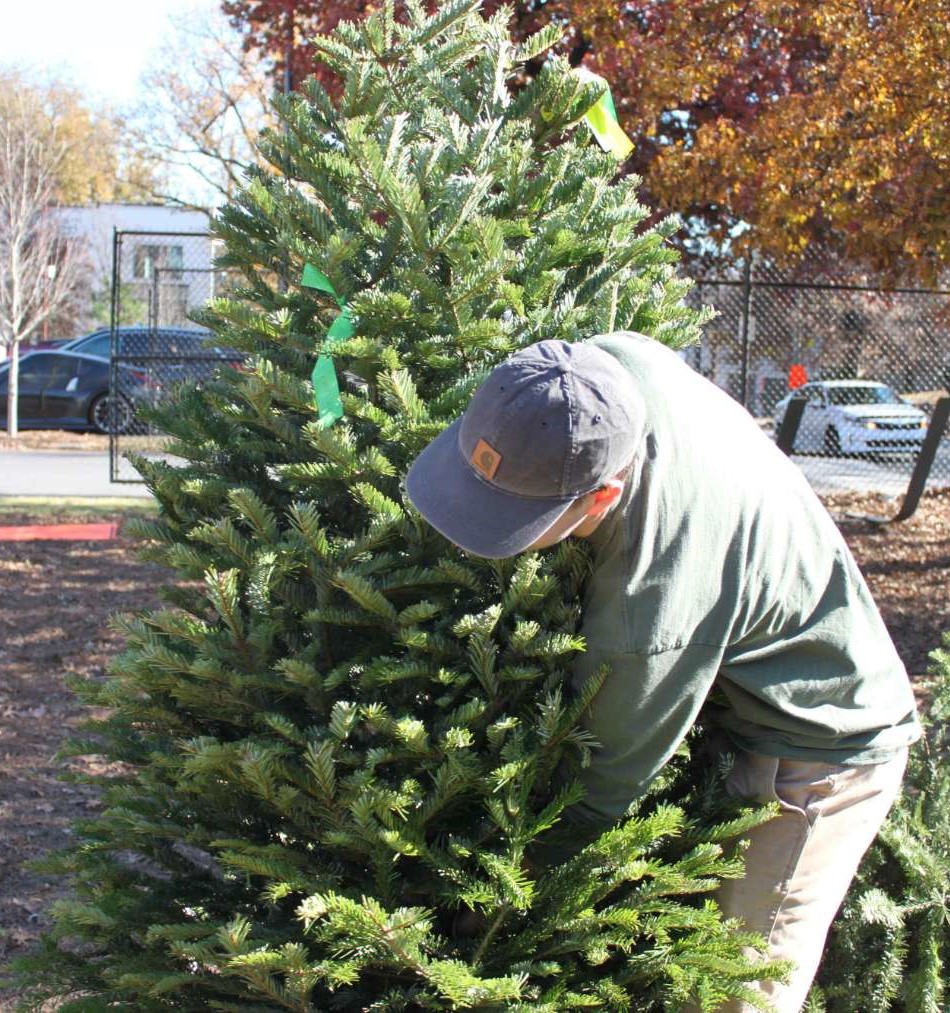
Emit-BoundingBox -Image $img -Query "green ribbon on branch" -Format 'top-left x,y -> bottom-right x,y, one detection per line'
575,66 -> 634,160
301,262 -> 355,426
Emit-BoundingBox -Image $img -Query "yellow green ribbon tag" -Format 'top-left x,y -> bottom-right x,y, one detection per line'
302,262 -> 354,426
574,66 -> 634,160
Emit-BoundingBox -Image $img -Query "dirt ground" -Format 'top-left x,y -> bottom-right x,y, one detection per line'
0,490 -> 947,1005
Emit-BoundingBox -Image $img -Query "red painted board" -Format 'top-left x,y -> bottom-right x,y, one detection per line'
0,522 -> 119,542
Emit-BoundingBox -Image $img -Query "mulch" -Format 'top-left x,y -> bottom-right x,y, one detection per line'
0,432 -> 109,453
0,520 -> 167,998
825,488 -> 949,677
0,489 -> 947,1003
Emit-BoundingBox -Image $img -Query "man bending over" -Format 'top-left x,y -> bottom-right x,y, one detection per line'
405,333 -> 919,1012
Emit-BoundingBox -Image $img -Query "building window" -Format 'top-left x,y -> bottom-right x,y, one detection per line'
133,244 -> 184,281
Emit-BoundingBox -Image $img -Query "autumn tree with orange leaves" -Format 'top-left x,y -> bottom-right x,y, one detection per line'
575,0 -> 950,278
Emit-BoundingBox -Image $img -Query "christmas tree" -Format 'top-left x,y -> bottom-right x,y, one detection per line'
18,3 -> 780,1008
813,631 -> 950,1012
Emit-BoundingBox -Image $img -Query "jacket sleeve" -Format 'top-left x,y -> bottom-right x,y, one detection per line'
568,642 -> 725,823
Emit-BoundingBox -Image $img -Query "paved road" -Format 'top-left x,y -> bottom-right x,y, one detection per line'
0,451 -> 153,499
792,442 -> 950,497
0,444 -> 947,502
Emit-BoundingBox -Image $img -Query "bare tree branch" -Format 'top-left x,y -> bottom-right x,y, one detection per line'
133,8 -> 277,211
0,85 -> 84,438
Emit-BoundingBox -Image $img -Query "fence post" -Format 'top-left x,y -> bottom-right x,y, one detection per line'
149,261 -> 160,331
775,395 -> 807,455
739,254 -> 753,409
846,396 -> 950,524
109,229 -> 121,483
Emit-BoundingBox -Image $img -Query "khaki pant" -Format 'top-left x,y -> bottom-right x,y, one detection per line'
714,749 -> 908,1013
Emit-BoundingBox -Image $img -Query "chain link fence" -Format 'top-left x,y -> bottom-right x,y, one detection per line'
109,230 -> 241,482
685,251 -> 950,500
107,232 -> 950,500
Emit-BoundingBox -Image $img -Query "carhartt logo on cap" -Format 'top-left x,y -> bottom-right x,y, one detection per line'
471,438 -> 501,480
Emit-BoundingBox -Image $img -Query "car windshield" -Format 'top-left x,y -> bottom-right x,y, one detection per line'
826,384 -> 903,406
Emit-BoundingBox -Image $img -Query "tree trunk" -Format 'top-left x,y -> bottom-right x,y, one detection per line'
6,340 -> 18,439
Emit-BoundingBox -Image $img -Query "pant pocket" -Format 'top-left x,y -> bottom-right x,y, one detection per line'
725,752 -> 814,897
725,751 -> 782,806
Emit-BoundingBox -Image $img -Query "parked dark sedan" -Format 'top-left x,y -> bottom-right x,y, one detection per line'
60,327 -> 243,387
0,350 -> 155,434
60,325 -> 213,358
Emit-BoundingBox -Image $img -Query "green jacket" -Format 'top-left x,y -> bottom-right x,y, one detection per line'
570,332 -> 920,822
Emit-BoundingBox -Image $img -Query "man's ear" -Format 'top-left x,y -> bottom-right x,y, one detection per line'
588,478 -> 625,516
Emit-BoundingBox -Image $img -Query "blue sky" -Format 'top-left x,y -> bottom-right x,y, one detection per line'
1,0 -> 220,106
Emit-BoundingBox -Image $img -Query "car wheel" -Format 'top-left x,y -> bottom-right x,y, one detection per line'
89,393 -> 134,434
824,426 -> 842,457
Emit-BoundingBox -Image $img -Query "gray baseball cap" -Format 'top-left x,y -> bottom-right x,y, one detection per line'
405,339 -> 645,558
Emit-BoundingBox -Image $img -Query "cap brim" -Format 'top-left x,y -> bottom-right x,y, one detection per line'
405,418 -> 576,559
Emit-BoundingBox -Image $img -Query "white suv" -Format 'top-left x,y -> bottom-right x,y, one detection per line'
774,380 -> 928,456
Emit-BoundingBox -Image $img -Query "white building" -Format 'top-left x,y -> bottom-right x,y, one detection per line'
56,203 -> 215,332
